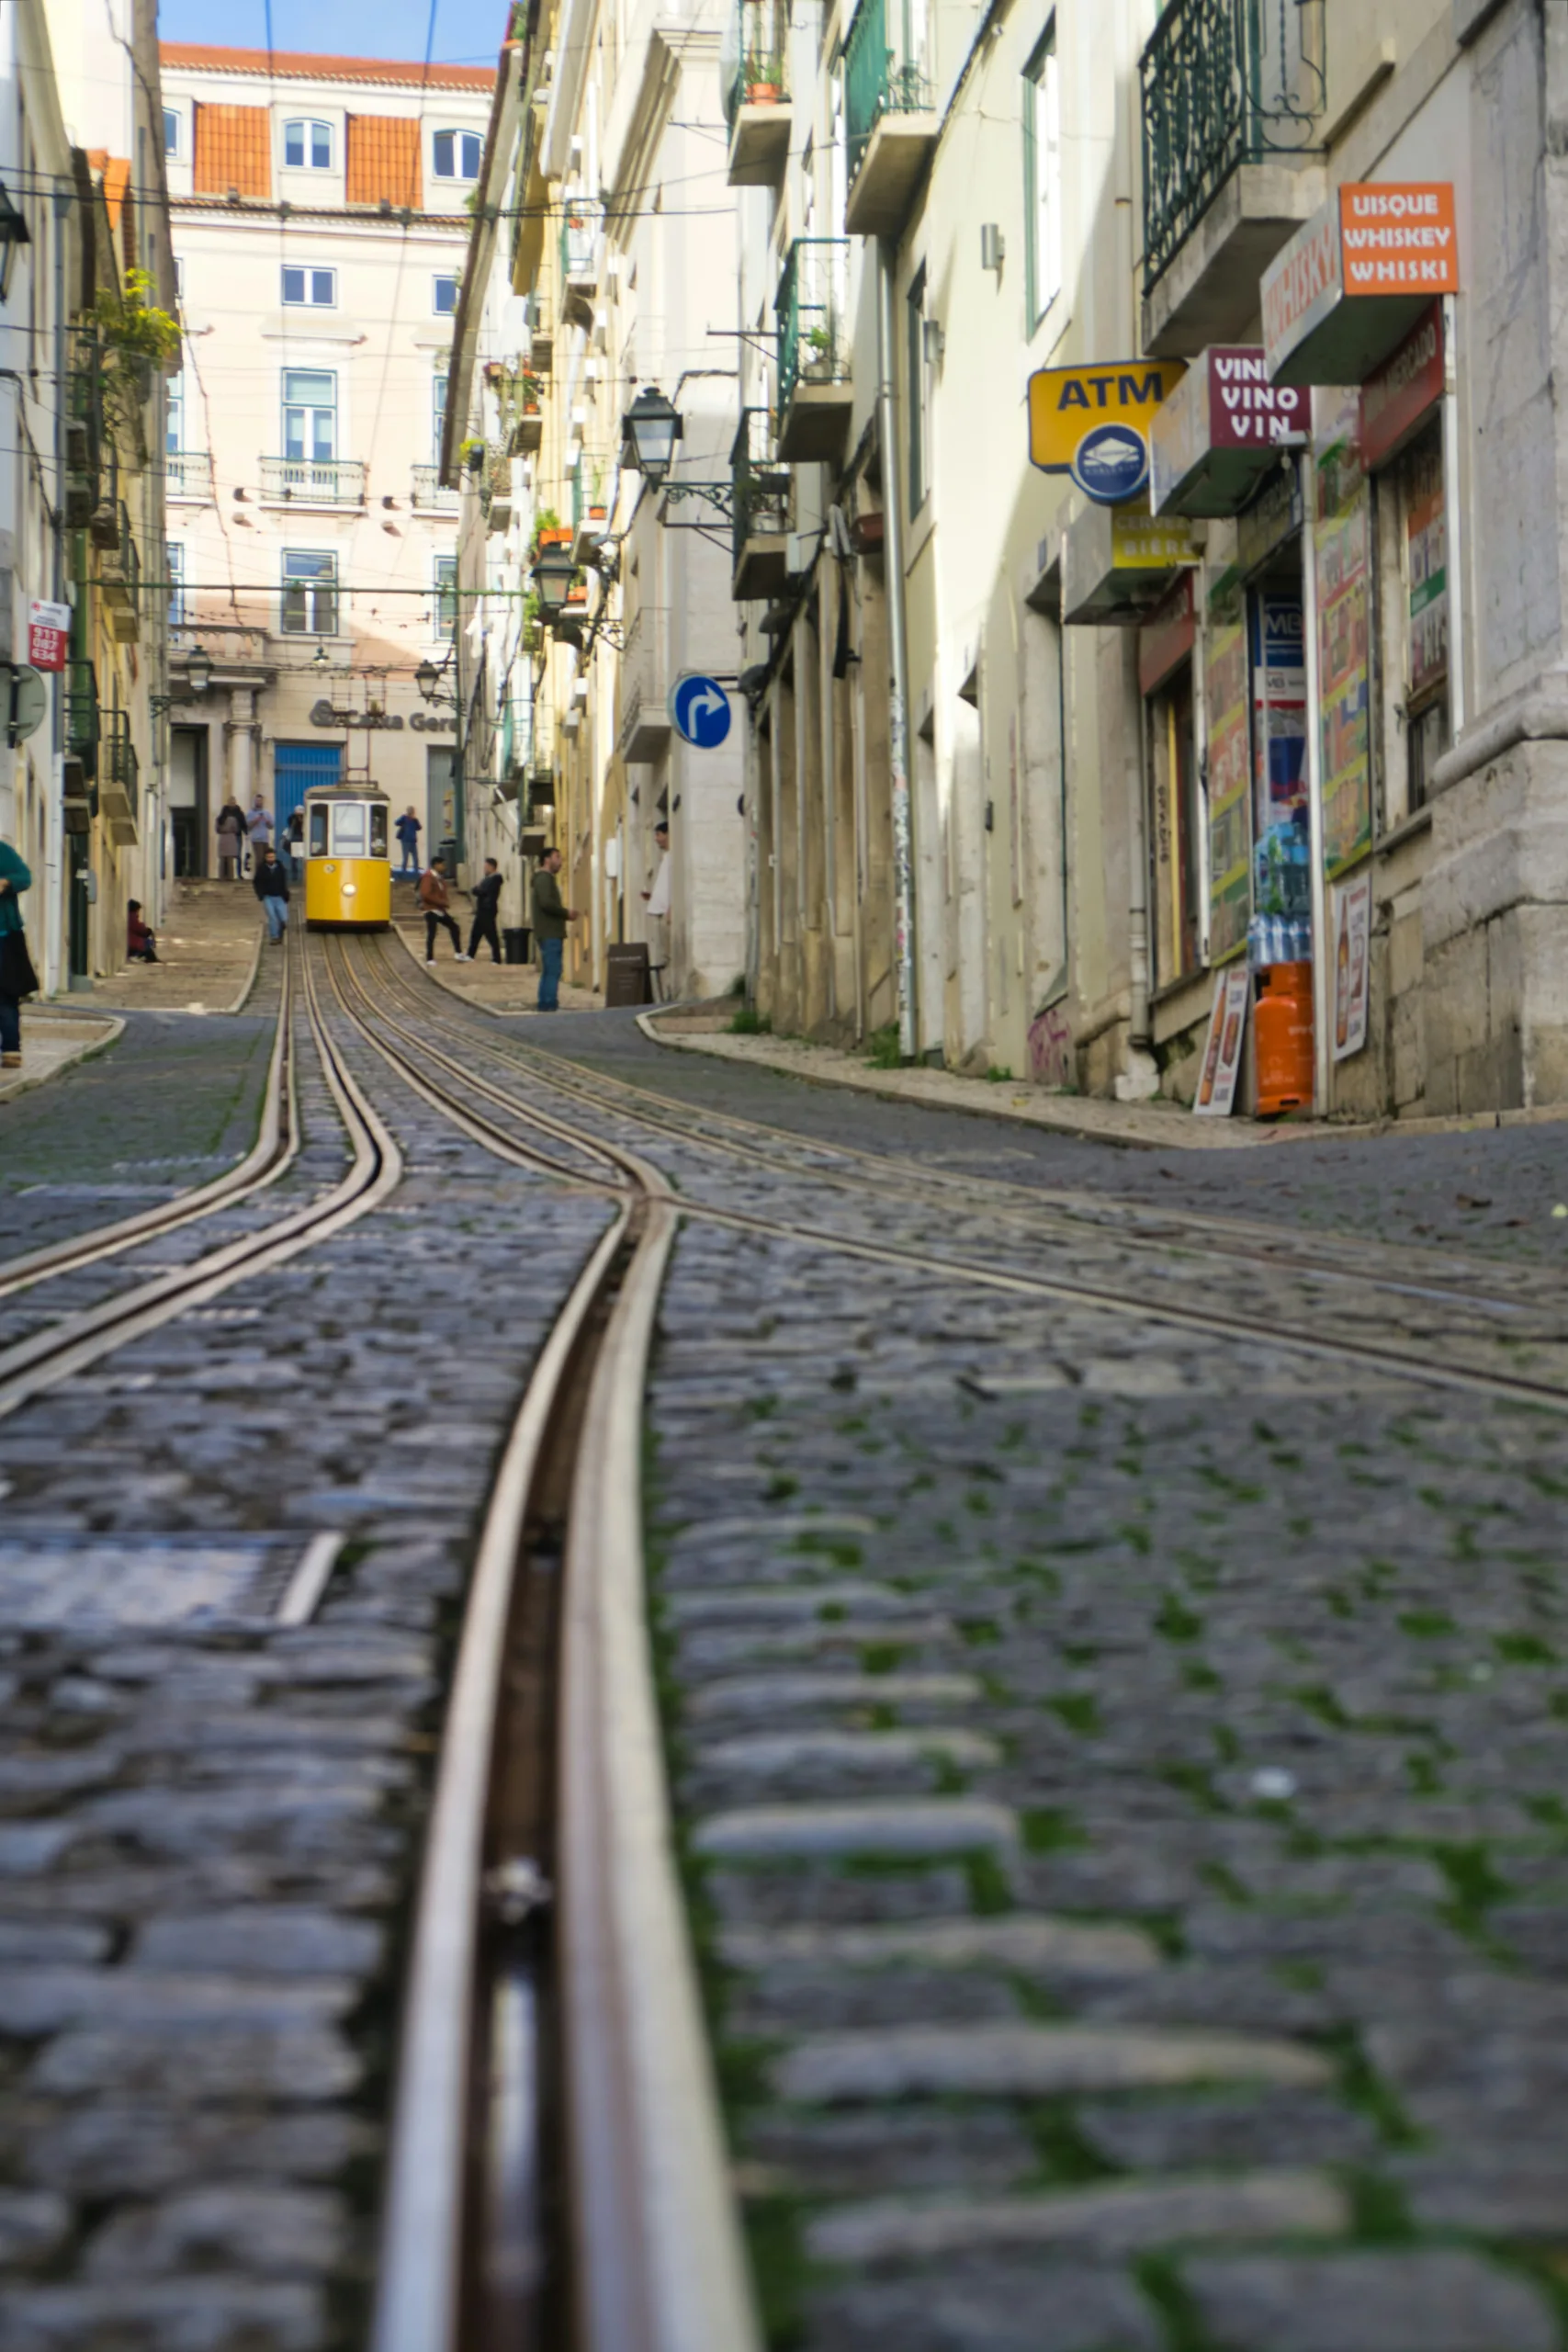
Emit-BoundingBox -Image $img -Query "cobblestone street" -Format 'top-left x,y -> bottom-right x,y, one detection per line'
5,965 -> 1568,2347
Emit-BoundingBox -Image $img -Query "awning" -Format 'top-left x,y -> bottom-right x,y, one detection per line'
1262,184 -> 1458,388
1151,348 -> 1308,517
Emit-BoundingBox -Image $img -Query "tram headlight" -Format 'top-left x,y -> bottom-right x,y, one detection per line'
342,882 -> 357,897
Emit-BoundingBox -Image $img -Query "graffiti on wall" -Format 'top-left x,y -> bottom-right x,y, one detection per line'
1027,1001 -> 1074,1091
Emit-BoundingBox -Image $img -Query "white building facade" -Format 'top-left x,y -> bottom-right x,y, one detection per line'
159,44 -> 494,867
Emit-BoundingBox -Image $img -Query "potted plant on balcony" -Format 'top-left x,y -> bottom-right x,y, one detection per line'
802,322 -> 837,382
587,459 -> 607,525
745,65 -> 781,102
531,507 -> 570,560
520,371 -> 543,414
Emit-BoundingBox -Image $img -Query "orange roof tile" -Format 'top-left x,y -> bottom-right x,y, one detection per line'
85,149 -> 131,229
345,114 -> 422,209
192,103 -> 272,199
161,41 -> 494,91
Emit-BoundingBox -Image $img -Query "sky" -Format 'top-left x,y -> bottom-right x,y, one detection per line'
154,0 -> 504,69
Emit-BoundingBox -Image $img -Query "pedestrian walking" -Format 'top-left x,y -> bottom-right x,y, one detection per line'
286,805 -> 305,883
215,797 -> 246,880
529,846 -> 579,1012
395,805 -> 422,880
0,837 -> 36,1069
468,856 -> 503,964
419,855 -> 466,962
253,844 -> 290,944
126,899 -> 159,963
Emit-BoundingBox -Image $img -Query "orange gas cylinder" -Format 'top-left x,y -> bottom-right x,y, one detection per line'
1254,961 -> 1314,1117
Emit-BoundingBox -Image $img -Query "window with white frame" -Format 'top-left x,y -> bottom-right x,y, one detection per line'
174,255 -> 185,303
433,129 -> 482,181
282,266 -> 336,308
282,550 -> 337,635
433,370 -> 448,464
166,541 -> 185,629
164,107 -> 180,157
282,370 -> 337,462
433,274 -> 459,318
1023,20 -> 1061,331
284,119 -> 333,171
434,554 -> 458,641
166,371 -> 184,456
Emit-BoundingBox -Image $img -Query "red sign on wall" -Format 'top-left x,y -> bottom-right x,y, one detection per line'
1359,302 -> 1445,470
28,599 -> 70,671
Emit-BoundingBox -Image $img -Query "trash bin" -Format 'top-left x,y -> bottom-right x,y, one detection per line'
437,836 -> 459,872
502,926 -> 531,967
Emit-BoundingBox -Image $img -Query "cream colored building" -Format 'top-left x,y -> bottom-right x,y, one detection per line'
159,43 -> 493,867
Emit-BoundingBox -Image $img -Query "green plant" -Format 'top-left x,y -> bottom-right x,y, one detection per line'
520,371 -> 543,407
458,435 -> 485,470
729,1005 -> 771,1035
92,268 -> 180,439
865,1022 -> 902,1069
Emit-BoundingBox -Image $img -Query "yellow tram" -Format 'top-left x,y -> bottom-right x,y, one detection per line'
303,786 -> 392,929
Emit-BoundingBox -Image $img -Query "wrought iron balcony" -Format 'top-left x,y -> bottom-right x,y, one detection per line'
165,451 -> 214,501
411,463 -> 460,513
559,201 -> 603,327
95,503 -> 141,643
731,408 -> 791,602
1141,0 -> 1325,293
776,239 -> 852,461
99,710 -> 141,842
843,0 -> 935,232
259,457 -> 367,506
64,661 -> 98,781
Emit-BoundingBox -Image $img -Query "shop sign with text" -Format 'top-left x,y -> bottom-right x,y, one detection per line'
27,600 -> 70,671
1151,348 -> 1306,517
1263,185 -> 1458,388
1359,301 -> 1444,469
1029,361 -> 1187,505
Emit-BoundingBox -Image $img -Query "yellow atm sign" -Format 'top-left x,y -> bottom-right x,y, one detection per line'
1028,361 -> 1187,504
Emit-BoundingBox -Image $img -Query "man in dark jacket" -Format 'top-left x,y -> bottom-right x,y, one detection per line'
253,845 -> 290,944
0,838 -> 32,1066
468,857 -> 504,964
529,847 -> 577,1012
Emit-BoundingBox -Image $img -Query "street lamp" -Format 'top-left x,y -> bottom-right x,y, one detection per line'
310,642 -> 331,673
532,543 -> 580,620
620,385 -> 682,487
186,645 -> 213,695
414,657 -> 442,702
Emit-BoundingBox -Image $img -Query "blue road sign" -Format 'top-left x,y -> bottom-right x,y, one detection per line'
669,673 -> 732,750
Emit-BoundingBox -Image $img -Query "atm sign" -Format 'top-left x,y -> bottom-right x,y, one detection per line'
1028,361 -> 1187,502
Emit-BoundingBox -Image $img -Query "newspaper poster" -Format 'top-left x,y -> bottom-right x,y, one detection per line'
1332,868 -> 1372,1062
1205,582 -> 1251,965
1194,963 -> 1251,1116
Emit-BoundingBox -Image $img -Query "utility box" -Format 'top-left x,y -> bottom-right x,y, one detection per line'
604,942 -> 652,1007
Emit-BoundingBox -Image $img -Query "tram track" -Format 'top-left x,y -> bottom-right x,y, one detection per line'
0,954 -> 299,1306
0,937 -> 400,1421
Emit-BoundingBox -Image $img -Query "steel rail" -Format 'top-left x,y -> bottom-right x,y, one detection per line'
0,939 -> 402,1422
0,957 -> 299,1303
369,935 -> 1540,1317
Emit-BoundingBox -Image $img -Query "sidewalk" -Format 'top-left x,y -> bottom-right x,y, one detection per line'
92,879 -> 262,1015
640,1008 -> 1568,1153
391,898 -> 603,1014
0,1012 -> 121,1104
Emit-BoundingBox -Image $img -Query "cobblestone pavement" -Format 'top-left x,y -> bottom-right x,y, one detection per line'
0,940 -> 613,2350
9,950 -> 1568,2351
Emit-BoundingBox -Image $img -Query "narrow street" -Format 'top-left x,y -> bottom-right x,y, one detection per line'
3,949 -> 1568,2350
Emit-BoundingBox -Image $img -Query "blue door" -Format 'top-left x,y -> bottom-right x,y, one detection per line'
274,741 -> 343,840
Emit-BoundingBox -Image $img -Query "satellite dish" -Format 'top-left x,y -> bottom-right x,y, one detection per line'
7,664 -> 46,745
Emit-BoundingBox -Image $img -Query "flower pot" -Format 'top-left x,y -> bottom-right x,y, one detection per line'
746,80 -> 781,103
588,505 -> 606,521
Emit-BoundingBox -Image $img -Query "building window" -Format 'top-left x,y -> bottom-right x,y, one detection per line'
284,119 -> 333,171
166,371 -> 184,456
164,107 -> 180,157
167,541 -> 185,630
282,550 -> 338,636
174,255 -> 184,302
282,369 -> 337,462
906,266 -> 930,515
433,370 -> 448,464
1023,20 -> 1061,331
434,554 -> 458,641
282,266 -> 336,308
433,274 -> 459,318
433,129 -> 482,181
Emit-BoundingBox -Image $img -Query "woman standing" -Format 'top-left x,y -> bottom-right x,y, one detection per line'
215,797 -> 246,881
0,838 -> 35,1069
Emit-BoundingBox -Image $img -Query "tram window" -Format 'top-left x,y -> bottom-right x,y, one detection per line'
309,803 -> 329,855
333,804 -> 367,854
369,804 -> 389,857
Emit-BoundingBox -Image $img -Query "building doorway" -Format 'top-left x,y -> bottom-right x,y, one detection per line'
169,725 -> 209,877
275,741 -> 344,842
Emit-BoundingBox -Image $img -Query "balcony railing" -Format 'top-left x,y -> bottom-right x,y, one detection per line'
776,238 -> 850,416
95,503 -> 141,640
165,451 -> 214,501
259,457 -> 367,506
64,661 -> 98,780
560,202 -> 602,288
1141,0 -> 1325,290
412,463 -> 460,513
726,0 -> 789,124
101,710 -> 139,797
844,0 -> 931,183
732,407 -> 789,562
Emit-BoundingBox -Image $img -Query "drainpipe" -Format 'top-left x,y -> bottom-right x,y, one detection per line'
1300,447 -> 1331,1114
874,239 -> 918,1060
